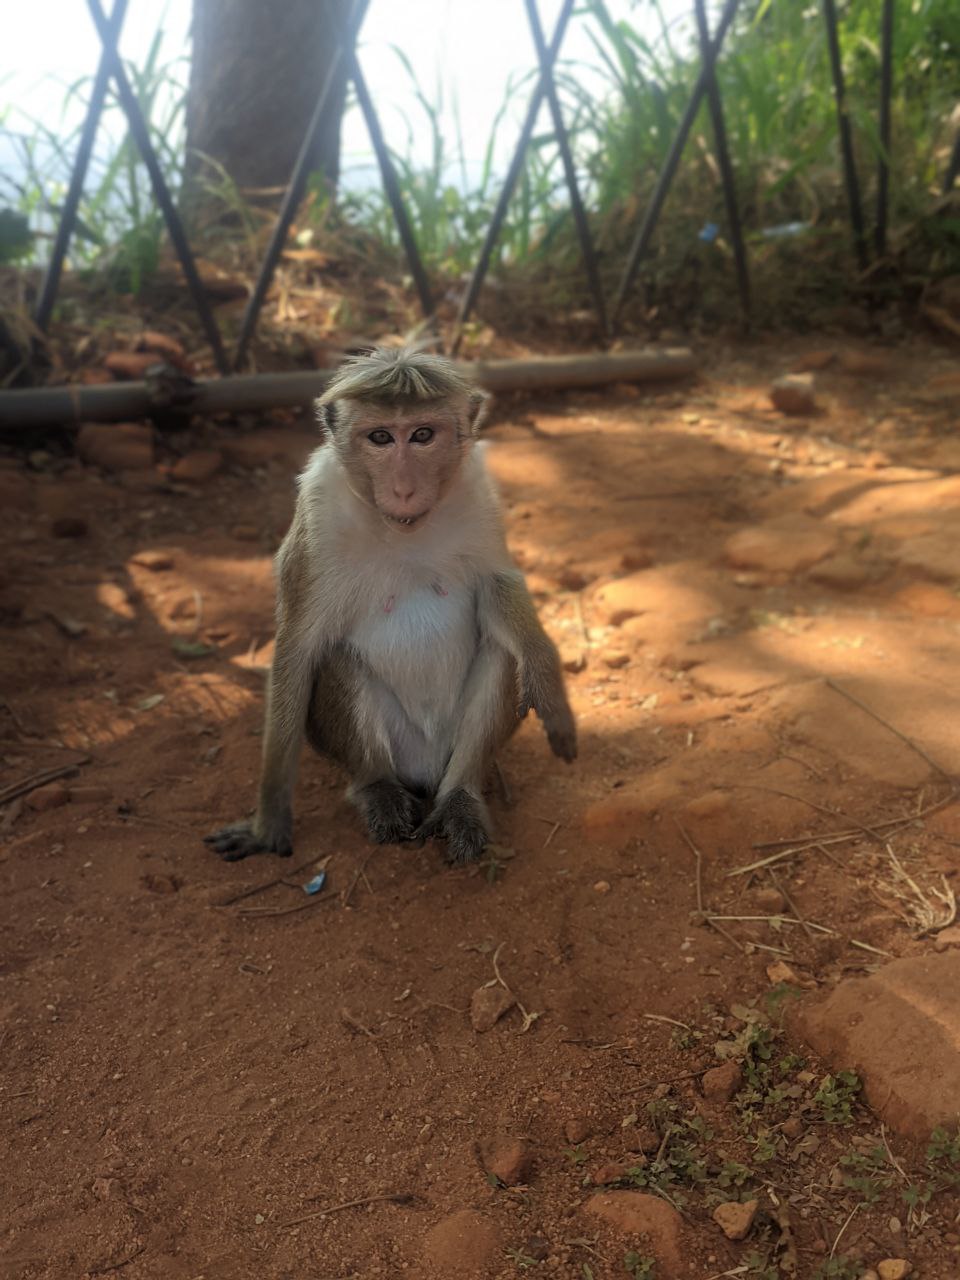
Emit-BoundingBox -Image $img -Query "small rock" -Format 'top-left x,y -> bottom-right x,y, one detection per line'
92,1177 -> 115,1201
104,351 -> 161,380
621,548 -> 654,572
753,887 -> 787,914
557,566 -> 590,591
51,515 -> 88,538
770,373 -> 817,416
712,1198 -> 758,1241
702,1060 -> 742,1104
170,449 -> 223,484
564,1117 -> 593,1144
76,422 -> 154,473
470,984 -> 515,1033
933,924 -> 960,952
423,1209 -> 502,1277
130,549 -> 174,571
68,785 -> 112,805
626,1125 -> 660,1155
877,1262 -> 911,1280
584,1192 -> 684,1278
26,783 -> 70,812
560,647 -> 587,674
601,649 -> 629,670
168,593 -> 199,621
480,1136 -> 533,1186
859,1271 -> 880,1280
593,880 -> 611,894
593,1161 -> 632,1185
766,960 -> 806,987
781,1116 -> 804,1140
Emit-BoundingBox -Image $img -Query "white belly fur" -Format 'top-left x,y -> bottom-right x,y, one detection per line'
346,579 -> 477,787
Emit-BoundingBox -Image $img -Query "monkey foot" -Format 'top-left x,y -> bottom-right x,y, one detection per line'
354,779 -> 423,845
203,820 -> 292,861
420,789 -> 489,865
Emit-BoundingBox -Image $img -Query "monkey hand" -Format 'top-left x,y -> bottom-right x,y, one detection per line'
542,703 -> 578,763
203,816 -> 293,861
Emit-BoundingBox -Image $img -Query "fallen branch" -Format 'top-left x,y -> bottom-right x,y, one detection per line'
0,759 -> 88,807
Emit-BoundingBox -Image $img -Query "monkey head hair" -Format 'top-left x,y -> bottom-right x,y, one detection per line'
315,345 -> 489,439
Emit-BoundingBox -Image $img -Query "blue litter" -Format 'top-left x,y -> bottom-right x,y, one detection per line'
698,221 -> 720,244
302,872 -> 327,896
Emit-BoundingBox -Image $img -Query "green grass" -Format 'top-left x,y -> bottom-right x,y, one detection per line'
2,0 -> 959,325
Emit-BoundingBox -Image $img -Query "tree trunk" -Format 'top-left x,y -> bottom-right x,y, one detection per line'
184,0 -> 352,207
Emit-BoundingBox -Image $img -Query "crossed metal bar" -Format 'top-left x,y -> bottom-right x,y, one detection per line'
31,0 -> 926,376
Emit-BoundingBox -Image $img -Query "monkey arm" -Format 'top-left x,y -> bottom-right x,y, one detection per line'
205,523 -> 320,860
477,569 -> 577,763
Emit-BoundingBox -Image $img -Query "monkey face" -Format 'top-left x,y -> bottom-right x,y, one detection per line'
338,405 -> 469,532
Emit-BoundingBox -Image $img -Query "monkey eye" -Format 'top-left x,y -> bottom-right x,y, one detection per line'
410,426 -> 434,444
367,429 -> 393,446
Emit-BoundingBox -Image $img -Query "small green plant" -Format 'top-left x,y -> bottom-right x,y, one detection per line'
839,1144 -> 894,1203
565,1145 -> 588,1167
623,1252 -> 656,1279
505,1246 -> 540,1269
811,1258 -> 865,1280
814,1071 -> 862,1125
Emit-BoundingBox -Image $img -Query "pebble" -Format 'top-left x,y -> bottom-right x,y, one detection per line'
781,1116 -> 804,1139
859,1272 -> 880,1280
753,887 -> 786,914
560,648 -> 587,674
26,783 -> 70,812
480,1136 -> 533,1186
469,984 -> 515,1033
170,449 -> 223,484
712,1198 -> 758,1241
563,1117 -> 592,1144
601,650 -> 629,670
770,373 -> 817,415
76,422 -> 155,473
592,1161 -> 632,1185
593,880 -> 611,894
877,1262 -> 911,1280
702,1060 -> 742,1103
423,1210 -> 502,1276
104,351 -> 161,380
130,549 -> 174,571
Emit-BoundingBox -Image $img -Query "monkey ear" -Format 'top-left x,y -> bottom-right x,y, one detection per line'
315,398 -> 338,439
467,390 -> 491,435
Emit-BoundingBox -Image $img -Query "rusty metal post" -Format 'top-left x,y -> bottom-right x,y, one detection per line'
35,0 -> 129,332
450,0 -> 576,354
693,0 -> 750,325
86,0 -> 229,374
524,0 -> 607,341
233,0 -> 370,371
611,0 -> 740,330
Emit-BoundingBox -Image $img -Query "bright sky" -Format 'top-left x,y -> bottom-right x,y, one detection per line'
3,1 -> 693,193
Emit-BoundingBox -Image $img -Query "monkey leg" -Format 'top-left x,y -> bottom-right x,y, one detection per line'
305,645 -> 425,845
419,641 -> 518,865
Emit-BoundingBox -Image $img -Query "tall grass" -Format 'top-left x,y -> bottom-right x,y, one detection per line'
2,0 -> 958,324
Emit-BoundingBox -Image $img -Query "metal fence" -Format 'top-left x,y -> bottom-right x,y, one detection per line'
28,0 -> 959,387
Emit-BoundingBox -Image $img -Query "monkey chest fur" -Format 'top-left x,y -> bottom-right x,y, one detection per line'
346,578 -> 479,784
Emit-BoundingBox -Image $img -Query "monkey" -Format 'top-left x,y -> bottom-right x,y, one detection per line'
204,345 -> 576,866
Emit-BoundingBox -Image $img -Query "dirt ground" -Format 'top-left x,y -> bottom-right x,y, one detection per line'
2,336 -> 960,1280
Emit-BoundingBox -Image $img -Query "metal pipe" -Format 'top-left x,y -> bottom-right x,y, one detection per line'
86,0 -> 230,374
693,0 -> 750,325
34,0 -> 129,332
822,0 -> 869,271
524,0 -> 608,341
233,0 -> 370,371
610,0 -> 740,329
345,43 -> 435,322
451,0 -> 576,353
875,0 -> 894,257
0,349 -> 696,429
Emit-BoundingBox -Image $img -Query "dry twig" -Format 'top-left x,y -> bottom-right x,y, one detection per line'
279,1191 -> 416,1228
826,678 -> 954,783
